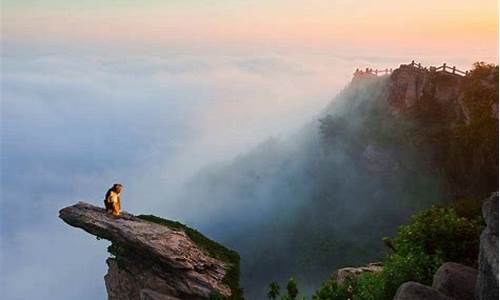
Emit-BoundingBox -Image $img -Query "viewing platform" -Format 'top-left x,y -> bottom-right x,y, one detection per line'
354,61 -> 468,79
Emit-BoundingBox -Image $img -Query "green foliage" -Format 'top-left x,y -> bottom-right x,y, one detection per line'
375,249 -> 443,298
286,277 -> 299,300
418,62 -> 498,199
312,276 -> 353,300
282,205 -> 484,300
268,282 -> 281,300
393,206 -> 483,266
351,272 -> 385,300
137,214 -> 244,300
382,237 -> 396,252
275,277 -> 306,300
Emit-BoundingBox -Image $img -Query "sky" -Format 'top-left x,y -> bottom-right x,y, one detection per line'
2,0 -> 498,60
1,1 -> 498,299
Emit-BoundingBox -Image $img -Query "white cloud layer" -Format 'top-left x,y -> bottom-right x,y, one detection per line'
0,47 -> 484,299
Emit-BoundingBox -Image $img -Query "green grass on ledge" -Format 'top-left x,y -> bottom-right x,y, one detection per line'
137,214 -> 244,300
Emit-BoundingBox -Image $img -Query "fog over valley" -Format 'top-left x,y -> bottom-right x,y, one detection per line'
1,1 -> 498,297
1,48 -> 415,299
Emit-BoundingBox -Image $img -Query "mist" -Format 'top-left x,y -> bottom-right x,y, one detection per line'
1,0 -> 498,298
0,47 -> 415,300
178,75 -> 445,299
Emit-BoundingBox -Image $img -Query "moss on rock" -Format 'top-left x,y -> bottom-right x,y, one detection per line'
137,214 -> 244,300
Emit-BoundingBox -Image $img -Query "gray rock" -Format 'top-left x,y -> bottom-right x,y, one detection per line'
104,257 -> 184,300
393,282 -> 451,300
59,202 -> 232,300
476,192 -> 499,300
432,262 -> 477,300
140,289 -> 182,300
388,65 -> 465,122
483,192 -> 499,236
334,262 -> 383,284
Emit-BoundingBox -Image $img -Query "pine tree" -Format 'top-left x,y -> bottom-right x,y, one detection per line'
286,277 -> 299,300
267,282 -> 280,300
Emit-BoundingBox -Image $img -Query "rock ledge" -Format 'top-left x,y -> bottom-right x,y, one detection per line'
59,202 -> 235,300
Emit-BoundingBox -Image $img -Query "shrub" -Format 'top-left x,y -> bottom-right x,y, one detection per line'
268,282 -> 281,300
393,206 -> 483,267
286,277 -> 299,300
294,206 -> 484,300
311,276 -> 353,300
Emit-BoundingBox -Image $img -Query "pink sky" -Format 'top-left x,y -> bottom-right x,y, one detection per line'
3,0 -> 498,61
0,4 -> 498,299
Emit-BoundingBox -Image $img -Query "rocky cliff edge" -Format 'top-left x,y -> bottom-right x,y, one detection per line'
59,202 -> 240,300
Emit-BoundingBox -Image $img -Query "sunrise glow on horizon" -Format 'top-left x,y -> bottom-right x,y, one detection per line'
2,2 -> 499,300
3,0 -> 498,62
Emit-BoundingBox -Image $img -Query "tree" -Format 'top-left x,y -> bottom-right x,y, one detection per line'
286,277 -> 299,300
267,282 -> 280,300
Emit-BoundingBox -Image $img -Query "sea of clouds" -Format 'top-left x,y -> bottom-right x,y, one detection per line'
0,47 -> 372,299
0,43 -> 477,299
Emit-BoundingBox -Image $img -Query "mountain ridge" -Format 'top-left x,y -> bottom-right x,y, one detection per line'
178,61 -> 498,299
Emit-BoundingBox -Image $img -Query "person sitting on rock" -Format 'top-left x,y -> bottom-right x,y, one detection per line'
104,183 -> 123,216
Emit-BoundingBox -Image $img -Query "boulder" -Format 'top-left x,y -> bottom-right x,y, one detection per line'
476,192 -> 499,300
393,282 -> 451,300
59,202 -> 234,300
334,262 -> 383,284
432,262 -> 477,300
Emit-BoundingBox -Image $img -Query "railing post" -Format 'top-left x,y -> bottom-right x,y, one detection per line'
452,66 -> 456,74
443,63 -> 447,72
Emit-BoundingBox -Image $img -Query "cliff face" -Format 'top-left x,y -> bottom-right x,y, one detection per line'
323,63 -> 498,201
476,192 -> 499,300
389,64 -> 498,122
388,65 -> 465,123
175,63 -> 497,299
386,63 -> 499,199
59,202 -> 240,300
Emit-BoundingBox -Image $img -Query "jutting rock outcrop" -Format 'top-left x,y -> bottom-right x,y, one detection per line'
59,202 -> 240,300
333,262 -> 384,284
